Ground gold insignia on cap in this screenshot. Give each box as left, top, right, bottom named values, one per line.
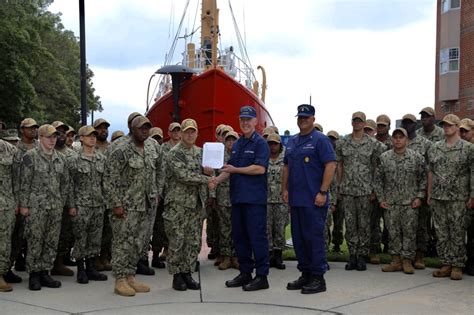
left=304, top=157, right=310, bottom=163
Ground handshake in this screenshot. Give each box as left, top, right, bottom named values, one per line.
left=208, top=176, right=218, bottom=190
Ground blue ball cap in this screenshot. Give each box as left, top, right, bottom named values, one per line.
left=296, top=104, right=315, bottom=117
left=239, top=105, right=257, bottom=118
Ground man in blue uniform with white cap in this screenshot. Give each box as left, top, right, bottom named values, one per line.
left=282, top=104, right=336, bottom=294
left=214, top=105, right=270, bottom=291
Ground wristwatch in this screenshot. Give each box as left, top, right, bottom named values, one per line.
left=319, top=190, right=328, bottom=195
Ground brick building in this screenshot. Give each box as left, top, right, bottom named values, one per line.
left=435, top=0, right=474, bottom=119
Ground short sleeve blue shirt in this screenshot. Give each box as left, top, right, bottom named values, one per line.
left=228, top=131, right=270, bottom=205
left=284, top=129, right=336, bottom=207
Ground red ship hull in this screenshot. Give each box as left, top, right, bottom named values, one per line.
left=147, top=68, right=274, bottom=146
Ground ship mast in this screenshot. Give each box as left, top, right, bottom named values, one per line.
left=201, top=0, right=219, bottom=69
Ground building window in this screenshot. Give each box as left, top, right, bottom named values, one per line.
left=454, top=101, right=460, bottom=112
left=442, top=0, right=461, bottom=13
left=440, top=47, right=460, bottom=74
left=442, top=102, right=452, bottom=113
left=467, top=100, right=474, bottom=111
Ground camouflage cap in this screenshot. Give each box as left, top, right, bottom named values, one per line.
left=111, top=130, right=125, bottom=141
left=327, top=130, right=340, bottom=139
left=215, top=124, right=226, bottom=136
left=149, top=127, right=164, bottom=138
left=225, top=131, right=239, bottom=140
left=352, top=111, right=366, bottom=122
left=262, top=126, right=275, bottom=137
left=67, top=127, right=77, bottom=135
left=93, top=118, right=110, bottom=128
left=269, top=126, right=279, bottom=134
left=376, top=114, right=391, bottom=126
left=402, top=114, right=417, bottom=122
left=78, top=125, right=98, bottom=137
left=181, top=118, right=198, bottom=131
left=38, top=124, right=59, bottom=137
left=392, top=127, right=408, bottom=137
left=313, top=123, right=323, bottom=132
left=168, top=122, right=181, bottom=131
left=460, top=118, right=473, bottom=131
left=364, top=119, right=376, bottom=130
left=51, top=121, right=70, bottom=132
left=441, top=114, right=460, bottom=126
left=1, top=129, right=20, bottom=141
left=20, top=118, right=39, bottom=128
left=220, top=125, right=234, bottom=136
left=266, top=133, right=281, bottom=144
left=131, top=116, right=152, bottom=129
left=419, top=107, right=435, bottom=116
left=127, top=112, right=142, bottom=124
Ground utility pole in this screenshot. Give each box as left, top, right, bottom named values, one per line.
left=79, top=0, right=87, bottom=126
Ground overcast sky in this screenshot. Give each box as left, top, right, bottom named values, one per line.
left=48, top=0, right=436, bottom=137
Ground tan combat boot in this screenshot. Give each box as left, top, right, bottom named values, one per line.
left=414, top=250, right=425, bottom=269
left=127, top=275, right=150, bottom=293
left=115, top=278, right=136, bottom=296
left=214, top=255, right=224, bottom=267
left=433, top=265, right=452, bottom=278
left=51, top=256, right=74, bottom=276
left=369, top=252, right=380, bottom=264
left=230, top=256, right=239, bottom=269
left=218, top=256, right=232, bottom=270
left=402, top=259, right=414, bottom=274
left=450, top=267, right=463, bottom=280
left=0, top=275, right=13, bottom=292
left=381, top=255, right=402, bottom=272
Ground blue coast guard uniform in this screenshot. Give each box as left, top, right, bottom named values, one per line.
left=284, top=105, right=336, bottom=276
left=228, top=106, right=270, bottom=276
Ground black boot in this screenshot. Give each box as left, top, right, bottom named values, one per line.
left=242, top=275, right=269, bottom=291
left=136, top=258, right=155, bottom=276
left=208, top=247, right=219, bottom=260
left=273, top=249, right=286, bottom=270
left=356, top=255, right=367, bottom=271
left=172, top=273, right=187, bottom=291
left=4, top=269, right=22, bottom=283
left=15, top=253, right=26, bottom=272
left=63, top=251, right=76, bottom=266
left=151, top=253, right=165, bottom=269
left=182, top=272, right=200, bottom=290
left=86, top=258, right=107, bottom=281
left=287, top=272, right=311, bottom=290
left=76, top=258, right=89, bottom=284
left=345, top=255, right=357, bottom=270
left=225, top=272, right=252, bottom=287
left=465, top=258, right=474, bottom=276
left=28, top=272, right=41, bottom=291
left=301, top=275, right=326, bottom=294
left=39, top=270, right=61, bottom=288
left=269, top=250, right=276, bottom=268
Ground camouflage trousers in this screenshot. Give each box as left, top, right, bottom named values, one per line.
left=163, top=203, right=202, bottom=275
left=331, top=203, right=344, bottom=247
left=341, top=195, right=372, bottom=256
left=57, top=207, right=74, bottom=257
left=140, top=203, right=157, bottom=260
left=206, top=205, right=220, bottom=251
left=325, top=208, right=333, bottom=248
left=0, top=208, right=15, bottom=274
left=25, top=207, right=62, bottom=273
left=71, top=206, right=105, bottom=260
left=385, top=205, right=418, bottom=260
left=416, top=203, right=431, bottom=252
left=110, top=210, right=149, bottom=278
left=431, top=200, right=469, bottom=268
left=466, top=208, right=474, bottom=260
left=369, top=200, right=383, bottom=252
left=10, top=214, right=26, bottom=265
left=151, top=199, right=168, bottom=256
left=100, top=209, right=113, bottom=260
left=216, top=205, right=233, bottom=256
left=267, top=203, right=289, bottom=250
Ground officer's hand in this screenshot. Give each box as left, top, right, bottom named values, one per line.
left=220, top=164, right=237, bottom=174
left=315, top=193, right=327, bottom=207
left=411, top=198, right=422, bottom=209
left=113, top=206, right=126, bottom=219
left=20, top=207, right=29, bottom=217
left=208, top=177, right=217, bottom=190
left=282, top=189, right=289, bottom=204
left=379, top=201, right=389, bottom=210
left=69, top=207, right=77, bottom=217
left=203, top=166, right=214, bottom=176
left=207, top=197, right=217, bottom=209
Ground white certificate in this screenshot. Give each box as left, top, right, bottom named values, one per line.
left=202, top=142, right=225, bottom=169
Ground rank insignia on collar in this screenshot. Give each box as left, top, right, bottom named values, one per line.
left=304, top=156, right=310, bottom=163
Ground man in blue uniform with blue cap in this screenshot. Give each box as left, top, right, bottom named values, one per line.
left=282, top=104, right=336, bottom=294
left=214, top=105, right=270, bottom=291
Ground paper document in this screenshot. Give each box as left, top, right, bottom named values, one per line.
left=202, top=142, right=225, bottom=169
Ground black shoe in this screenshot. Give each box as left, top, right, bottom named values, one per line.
left=151, top=257, right=166, bottom=269
left=172, top=273, right=187, bottom=291
left=39, top=271, right=61, bottom=288
left=63, top=252, right=76, bottom=266
left=15, top=254, right=26, bottom=272
left=356, top=256, right=367, bottom=271
left=195, top=260, right=200, bottom=272
left=29, top=272, right=41, bottom=291
left=225, top=272, right=252, bottom=287
left=273, top=249, right=286, bottom=270
left=242, top=275, right=269, bottom=291
left=345, top=255, right=357, bottom=270
left=4, top=269, right=22, bottom=283
left=182, top=272, right=200, bottom=290
left=287, top=272, right=311, bottom=290
left=85, top=258, right=107, bottom=281
left=333, top=244, right=341, bottom=253
left=208, top=248, right=219, bottom=260
left=136, top=259, right=155, bottom=276
left=76, top=259, right=89, bottom=284
left=301, top=275, right=326, bottom=294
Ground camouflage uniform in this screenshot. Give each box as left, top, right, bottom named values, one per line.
left=416, top=125, right=445, bottom=142
left=428, top=139, right=473, bottom=267
left=18, top=146, right=70, bottom=273
left=0, top=140, right=17, bottom=274
left=216, top=150, right=233, bottom=256
left=267, top=151, right=288, bottom=250
left=327, top=173, right=338, bottom=248
left=67, top=149, right=107, bottom=259
left=104, top=137, right=159, bottom=278
left=375, top=149, right=427, bottom=260
left=336, top=134, right=385, bottom=257
left=164, top=142, right=209, bottom=275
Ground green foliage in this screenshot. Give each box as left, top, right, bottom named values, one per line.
left=0, top=1, right=102, bottom=130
